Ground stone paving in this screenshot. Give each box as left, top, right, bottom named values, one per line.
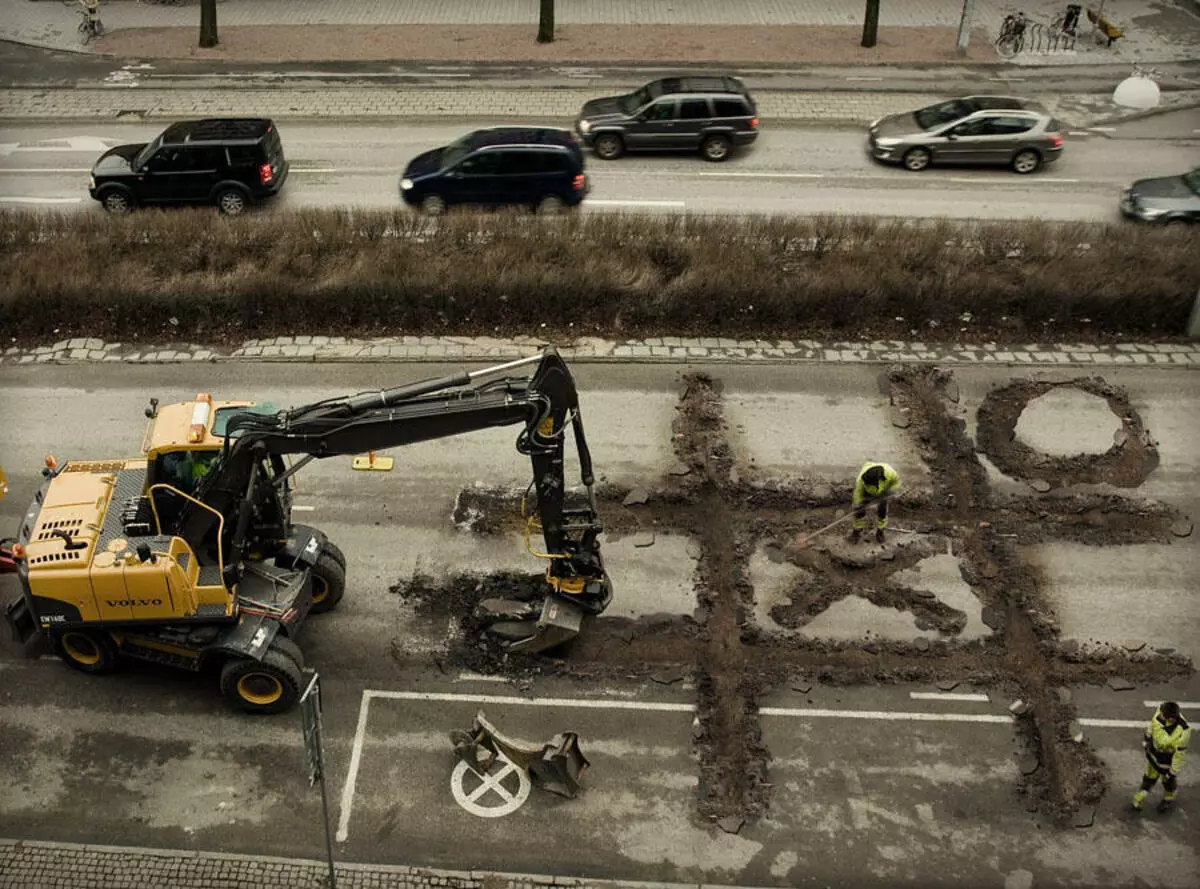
left=3, top=335, right=1197, bottom=368
left=4, top=83, right=1196, bottom=125
left=4, top=0, right=1199, bottom=64
left=0, top=838, right=658, bottom=889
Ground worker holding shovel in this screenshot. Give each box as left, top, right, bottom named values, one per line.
left=850, top=462, right=900, bottom=544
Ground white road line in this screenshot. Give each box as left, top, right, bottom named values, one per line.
left=761, top=707, right=1011, bottom=723
left=291, top=505, right=315, bottom=512
left=454, top=673, right=509, bottom=682
left=335, top=691, right=373, bottom=843
left=1143, top=700, right=1200, bottom=709
left=369, top=689, right=695, bottom=711
left=0, top=196, right=82, bottom=204
left=1091, top=126, right=1117, bottom=132
left=0, top=168, right=90, bottom=173
left=145, top=72, right=472, bottom=79
left=695, top=172, right=823, bottom=179
left=909, top=692, right=990, bottom=702
left=946, top=177, right=1079, bottom=184
left=1068, top=131, right=1091, bottom=136
left=1078, top=718, right=1145, bottom=729
left=846, top=76, right=884, bottom=81
left=587, top=199, right=686, bottom=208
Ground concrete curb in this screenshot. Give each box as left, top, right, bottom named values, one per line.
left=3, top=336, right=1197, bottom=368
left=1092, top=98, right=1200, bottom=126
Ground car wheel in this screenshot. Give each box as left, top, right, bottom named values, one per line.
left=215, top=187, right=249, bottom=216
left=1012, top=149, right=1041, bottom=174
left=1164, top=218, right=1190, bottom=228
left=537, top=195, right=566, bottom=215
left=100, top=189, right=134, bottom=214
left=422, top=194, right=447, bottom=217
left=593, top=134, right=625, bottom=161
left=700, top=135, right=732, bottom=163
left=902, top=148, right=932, bottom=172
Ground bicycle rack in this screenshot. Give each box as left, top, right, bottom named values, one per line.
left=1006, top=19, right=1077, bottom=55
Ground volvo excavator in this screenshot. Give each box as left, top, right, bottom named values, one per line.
left=2, top=349, right=611, bottom=713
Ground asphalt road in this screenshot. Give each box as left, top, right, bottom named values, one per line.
left=1, top=360, right=1197, bottom=887
left=1, top=118, right=1198, bottom=220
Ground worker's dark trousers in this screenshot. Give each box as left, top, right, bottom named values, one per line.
left=1142, top=762, right=1178, bottom=794
left=853, top=500, right=888, bottom=530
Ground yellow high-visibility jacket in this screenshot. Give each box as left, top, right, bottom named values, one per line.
left=852, top=462, right=900, bottom=506
left=1144, top=707, right=1191, bottom=774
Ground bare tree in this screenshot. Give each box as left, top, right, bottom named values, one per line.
left=200, top=0, right=218, bottom=48
left=537, top=0, right=555, bottom=44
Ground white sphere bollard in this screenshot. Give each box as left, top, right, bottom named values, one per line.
left=1112, top=76, right=1160, bottom=109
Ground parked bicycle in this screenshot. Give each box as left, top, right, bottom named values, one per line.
left=77, top=0, right=103, bottom=45
left=995, top=10, right=1028, bottom=58
left=1050, top=4, right=1082, bottom=37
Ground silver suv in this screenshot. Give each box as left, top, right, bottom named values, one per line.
left=868, top=97, right=1064, bottom=174
left=575, top=76, right=759, bottom=163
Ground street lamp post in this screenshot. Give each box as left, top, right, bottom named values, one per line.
left=956, top=0, right=976, bottom=57
left=861, top=0, right=880, bottom=48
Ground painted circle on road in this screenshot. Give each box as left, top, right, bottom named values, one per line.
left=450, top=751, right=530, bottom=818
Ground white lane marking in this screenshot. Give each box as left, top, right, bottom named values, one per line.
left=695, top=172, right=823, bottom=179
left=1068, top=131, right=1091, bottom=136
left=1078, top=718, right=1145, bottom=728
left=335, top=691, right=373, bottom=843
left=0, top=168, right=91, bottom=173
left=760, top=707, right=1011, bottom=723
left=455, top=673, right=508, bottom=682
left=146, top=71, right=472, bottom=79
left=947, top=177, right=1079, bottom=184
left=291, top=505, right=315, bottom=512
left=846, top=76, right=884, bottom=81
left=0, top=196, right=82, bottom=204
left=1143, top=700, right=1200, bottom=709
left=370, top=690, right=694, bottom=711
left=1091, top=126, right=1117, bottom=132
left=0, top=136, right=116, bottom=156
left=909, top=692, right=990, bottom=702
left=587, top=199, right=686, bottom=208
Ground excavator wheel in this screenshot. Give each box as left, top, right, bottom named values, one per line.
left=52, top=629, right=120, bottom=675
left=322, top=539, right=347, bottom=570
left=220, top=648, right=303, bottom=715
left=308, top=551, right=346, bottom=614
left=268, top=635, right=305, bottom=671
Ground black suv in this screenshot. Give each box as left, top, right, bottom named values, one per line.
left=88, top=118, right=288, bottom=215
left=575, top=76, right=758, bottom=162
left=400, top=127, right=588, bottom=216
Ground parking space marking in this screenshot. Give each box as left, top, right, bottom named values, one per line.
left=1143, top=700, right=1200, bottom=708
left=0, top=196, right=82, bottom=204
left=909, top=692, right=990, bottom=702
left=451, top=751, right=531, bottom=818
left=695, top=172, right=823, bottom=179
left=333, top=688, right=1154, bottom=842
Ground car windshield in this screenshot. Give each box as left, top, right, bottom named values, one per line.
left=1184, top=169, right=1200, bottom=196
left=132, top=135, right=162, bottom=170
left=619, top=81, right=663, bottom=115
left=914, top=99, right=974, bottom=131
left=439, top=134, right=476, bottom=170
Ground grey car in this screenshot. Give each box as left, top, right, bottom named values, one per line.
left=574, top=75, right=758, bottom=163
left=1120, top=169, right=1200, bottom=225
left=867, top=96, right=1064, bottom=174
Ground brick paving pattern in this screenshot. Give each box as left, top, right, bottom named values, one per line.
left=3, top=336, right=1196, bottom=368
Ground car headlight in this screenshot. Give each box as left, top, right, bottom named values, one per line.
left=579, top=120, right=591, bottom=134
left=869, top=118, right=882, bottom=130
left=874, top=138, right=901, bottom=147
left=400, top=178, right=413, bottom=191
left=1138, top=207, right=1167, bottom=218
left=89, top=175, right=95, bottom=189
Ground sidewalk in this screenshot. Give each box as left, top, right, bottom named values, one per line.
left=5, top=0, right=1200, bottom=66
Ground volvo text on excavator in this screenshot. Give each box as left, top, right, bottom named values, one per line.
left=2, top=349, right=611, bottom=713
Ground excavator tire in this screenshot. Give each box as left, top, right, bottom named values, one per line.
left=52, top=629, right=119, bottom=675
left=308, top=552, right=346, bottom=614
left=269, top=635, right=305, bottom=671
left=323, top=539, right=347, bottom=570
left=220, top=648, right=303, bottom=715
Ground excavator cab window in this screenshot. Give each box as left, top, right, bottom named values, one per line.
left=155, top=449, right=220, bottom=497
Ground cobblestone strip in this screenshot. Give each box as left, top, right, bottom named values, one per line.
left=2, top=336, right=1196, bottom=367
left=0, top=838, right=688, bottom=889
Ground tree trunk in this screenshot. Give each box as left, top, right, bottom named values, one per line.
left=199, top=0, right=219, bottom=49
left=861, top=0, right=880, bottom=48
left=537, top=0, right=555, bottom=44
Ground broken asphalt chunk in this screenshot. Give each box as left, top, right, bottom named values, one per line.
left=791, top=682, right=813, bottom=694
left=915, top=637, right=931, bottom=652
left=1029, top=479, right=1052, bottom=493
left=632, top=532, right=656, bottom=548
left=1072, top=805, right=1095, bottom=828
left=937, top=680, right=960, bottom=692
left=1018, top=754, right=1040, bottom=776
left=1107, top=677, right=1136, bottom=692
left=651, top=670, right=685, bottom=686
left=1121, top=640, right=1145, bottom=653
left=667, top=462, right=692, bottom=477
left=1009, top=699, right=1032, bottom=717
left=1169, top=519, right=1193, bottom=538
left=981, top=606, right=1004, bottom=630
left=890, top=406, right=912, bottom=429
left=622, top=488, right=650, bottom=507
left=717, top=816, right=744, bottom=835
left=1069, top=720, right=1084, bottom=743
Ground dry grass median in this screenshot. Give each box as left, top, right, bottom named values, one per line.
left=2, top=209, right=1196, bottom=345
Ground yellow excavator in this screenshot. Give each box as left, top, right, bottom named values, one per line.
left=2, top=349, right=612, bottom=713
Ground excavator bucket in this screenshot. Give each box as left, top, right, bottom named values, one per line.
left=450, top=710, right=590, bottom=799
left=486, top=594, right=585, bottom=654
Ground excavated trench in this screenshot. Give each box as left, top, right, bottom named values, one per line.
left=390, top=365, right=1193, bottom=824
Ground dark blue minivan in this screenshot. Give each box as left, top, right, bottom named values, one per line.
left=400, top=126, right=589, bottom=216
